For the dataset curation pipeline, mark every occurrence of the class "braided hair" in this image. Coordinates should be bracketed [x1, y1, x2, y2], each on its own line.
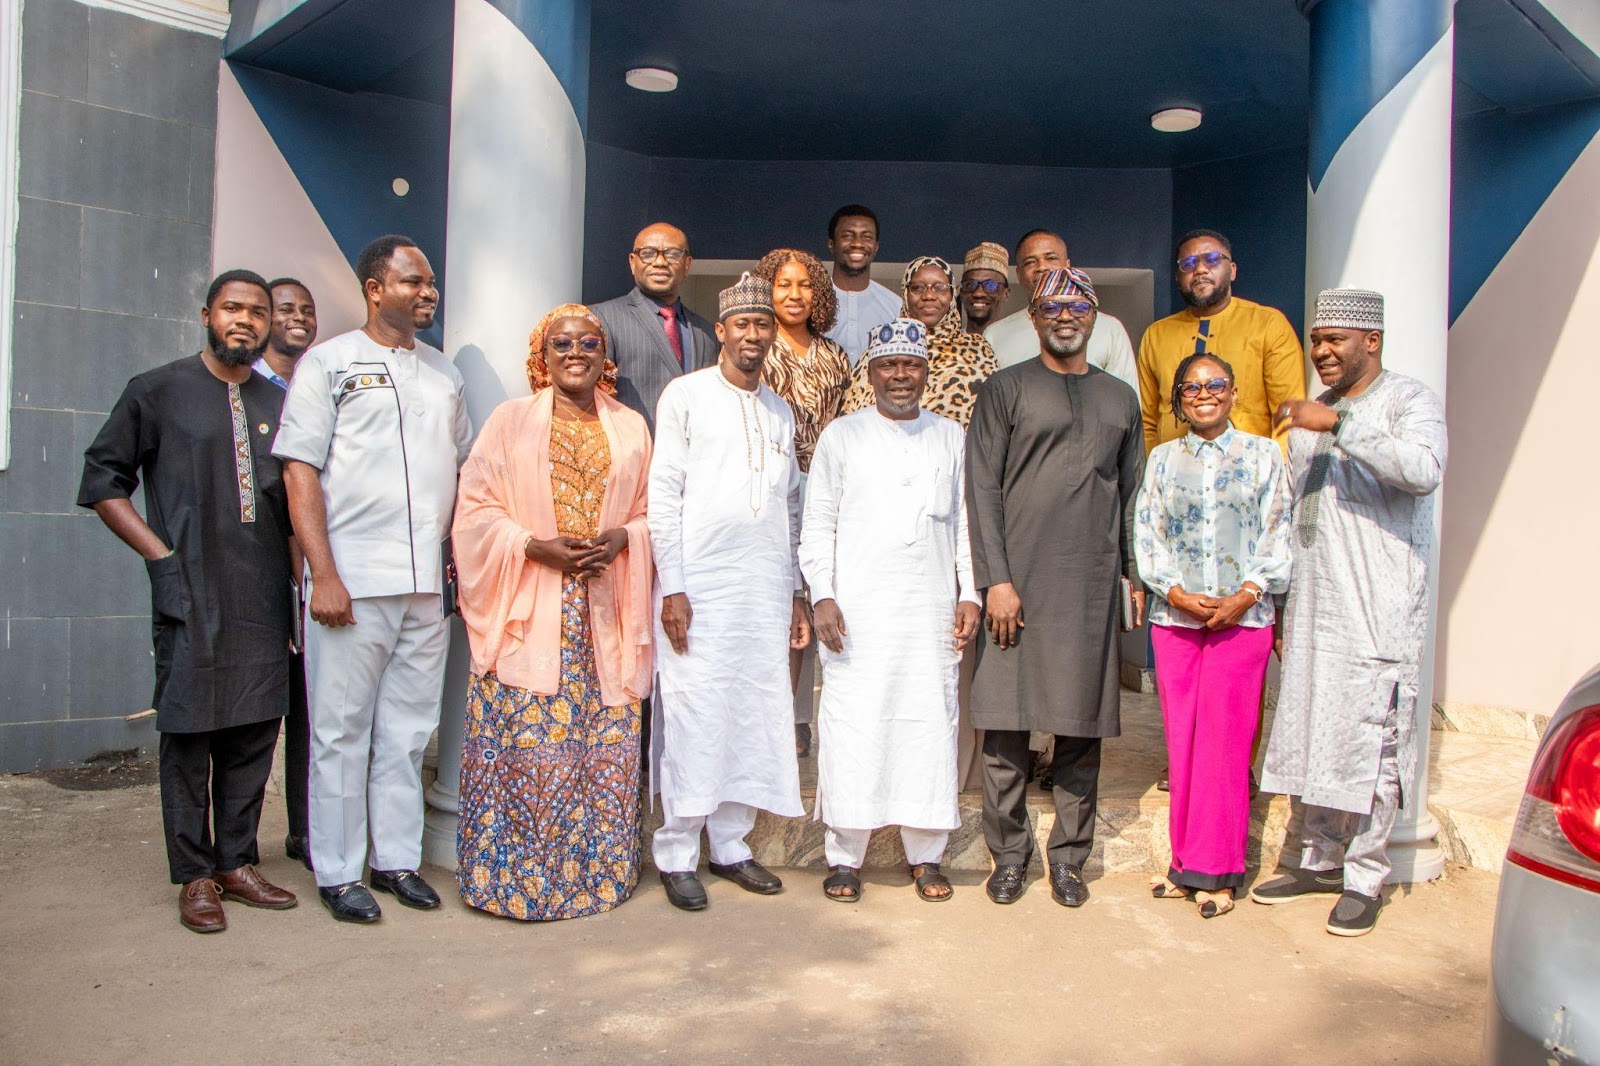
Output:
[1170, 352, 1235, 424]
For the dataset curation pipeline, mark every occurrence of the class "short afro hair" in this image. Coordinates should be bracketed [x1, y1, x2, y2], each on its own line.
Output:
[356, 234, 421, 290]
[1174, 228, 1232, 260]
[205, 268, 271, 309]
[827, 204, 879, 242]
[1013, 228, 1066, 263]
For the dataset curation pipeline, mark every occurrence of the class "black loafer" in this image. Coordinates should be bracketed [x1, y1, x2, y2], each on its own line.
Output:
[284, 834, 313, 872]
[369, 868, 441, 910]
[707, 859, 783, 894]
[1049, 862, 1089, 907]
[319, 882, 381, 924]
[986, 863, 1027, 904]
[659, 871, 708, 911]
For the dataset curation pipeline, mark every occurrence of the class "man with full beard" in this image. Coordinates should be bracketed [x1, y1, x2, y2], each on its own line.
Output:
[79, 269, 300, 933]
[965, 268, 1145, 909]
[275, 236, 472, 924]
[1136, 229, 1304, 456]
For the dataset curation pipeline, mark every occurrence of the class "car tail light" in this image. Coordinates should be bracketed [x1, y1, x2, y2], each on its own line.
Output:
[1506, 704, 1600, 892]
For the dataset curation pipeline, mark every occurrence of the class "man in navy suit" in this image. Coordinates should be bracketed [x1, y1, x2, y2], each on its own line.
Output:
[593, 222, 718, 433]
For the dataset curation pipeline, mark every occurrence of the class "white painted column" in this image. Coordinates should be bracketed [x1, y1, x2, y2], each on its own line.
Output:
[1302, 0, 1455, 884]
[423, 0, 589, 869]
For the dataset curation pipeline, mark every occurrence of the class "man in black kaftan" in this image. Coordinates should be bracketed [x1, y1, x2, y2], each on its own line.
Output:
[965, 268, 1145, 909]
[78, 270, 299, 933]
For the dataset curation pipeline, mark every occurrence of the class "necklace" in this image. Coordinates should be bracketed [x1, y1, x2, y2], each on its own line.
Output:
[717, 372, 767, 516]
[553, 391, 597, 421]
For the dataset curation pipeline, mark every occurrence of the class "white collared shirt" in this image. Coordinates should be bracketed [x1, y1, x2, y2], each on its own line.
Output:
[272, 329, 472, 599]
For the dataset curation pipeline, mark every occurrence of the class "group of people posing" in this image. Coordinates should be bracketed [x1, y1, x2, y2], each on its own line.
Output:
[78, 202, 1445, 942]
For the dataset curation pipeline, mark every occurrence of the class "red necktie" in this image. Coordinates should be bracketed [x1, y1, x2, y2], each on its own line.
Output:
[660, 305, 688, 371]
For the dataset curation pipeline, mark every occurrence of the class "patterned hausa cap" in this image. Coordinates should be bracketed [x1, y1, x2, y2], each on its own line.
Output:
[962, 241, 1010, 278]
[864, 317, 930, 363]
[718, 271, 774, 321]
[1312, 287, 1384, 332]
[1032, 266, 1099, 307]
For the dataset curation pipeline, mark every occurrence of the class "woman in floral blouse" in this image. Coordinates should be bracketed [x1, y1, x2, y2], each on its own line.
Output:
[1134, 352, 1292, 918]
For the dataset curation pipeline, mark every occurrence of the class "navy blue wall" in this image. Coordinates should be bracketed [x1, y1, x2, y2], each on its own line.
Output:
[1171, 145, 1309, 335]
[1451, 98, 1600, 322]
[583, 145, 1176, 316]
[230, 62, 452, 343]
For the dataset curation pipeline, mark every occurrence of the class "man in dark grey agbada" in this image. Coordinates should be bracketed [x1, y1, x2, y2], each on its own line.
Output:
[965, 267, 1145, 910]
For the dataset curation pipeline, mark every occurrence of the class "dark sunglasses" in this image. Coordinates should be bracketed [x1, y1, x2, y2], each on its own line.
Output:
[1177, 377, 1231, 398]
[548, 335, 604, 355]
[1177, 251, 1231, 274]
[1035, 300, 1095, 320]
[960, 278, 1006, 294]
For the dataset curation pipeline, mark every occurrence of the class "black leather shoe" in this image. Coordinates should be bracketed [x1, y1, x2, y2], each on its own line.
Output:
[284, 834, 313, 872]
[369, 868, 441, 910]
[986, 863, 1027, 904]
[1050, 863, 1089, 907]
[707, 859, 783, 894]
[319, 882, 381, 924]
[659, 871, 708, 911]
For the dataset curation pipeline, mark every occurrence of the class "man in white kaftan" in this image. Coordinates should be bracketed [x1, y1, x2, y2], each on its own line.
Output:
[800, 319, 982, 901]
[648, 272, 810, 911]
[1253, 288, 1447, 938]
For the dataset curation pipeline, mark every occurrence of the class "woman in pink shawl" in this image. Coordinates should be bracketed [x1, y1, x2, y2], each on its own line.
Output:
[451, 304, 654, 920]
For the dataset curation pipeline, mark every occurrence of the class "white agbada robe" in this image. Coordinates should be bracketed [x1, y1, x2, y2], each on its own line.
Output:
[648, 366, 805, 820]
[799, 407, 979, 832]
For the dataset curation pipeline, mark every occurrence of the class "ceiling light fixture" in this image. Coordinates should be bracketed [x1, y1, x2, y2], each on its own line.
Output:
[625, 67, 679, 93]
[1151, 107, 1202, 133]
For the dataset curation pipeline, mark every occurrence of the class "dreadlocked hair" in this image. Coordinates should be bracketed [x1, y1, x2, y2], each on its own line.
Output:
[1170, 352, 1235, 423]
[752, 247, 838, 336]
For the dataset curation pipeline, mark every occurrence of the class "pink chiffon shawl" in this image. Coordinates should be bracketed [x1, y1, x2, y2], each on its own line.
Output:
[451, 389, 653, 705]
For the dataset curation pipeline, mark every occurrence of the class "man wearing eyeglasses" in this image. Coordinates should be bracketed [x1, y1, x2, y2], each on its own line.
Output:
[984, 230, 1140, 396]
[958, 242, 1010, 338]
[1136, 229, 1305, 456]
[966, 267, 1145, 910]
[592, 222, 718, 435]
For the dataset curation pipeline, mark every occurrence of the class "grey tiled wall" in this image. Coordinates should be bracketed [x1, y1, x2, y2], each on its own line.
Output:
[1, 0, 219, 771]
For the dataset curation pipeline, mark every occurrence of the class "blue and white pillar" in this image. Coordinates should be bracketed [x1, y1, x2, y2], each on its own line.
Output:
[1302, 0, 1454, 884]
[423, 0, 591, 868]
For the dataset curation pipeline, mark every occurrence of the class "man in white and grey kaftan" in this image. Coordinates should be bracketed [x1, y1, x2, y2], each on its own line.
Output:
[648, 272, 811, 912]
[801, 319, 982, 902]
[965, 268, 1145, 910]
[1254, 288, 1447, 938]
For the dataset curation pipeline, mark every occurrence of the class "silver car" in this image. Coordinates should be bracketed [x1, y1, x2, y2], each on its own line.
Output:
[1483, 663, 1600, 1064]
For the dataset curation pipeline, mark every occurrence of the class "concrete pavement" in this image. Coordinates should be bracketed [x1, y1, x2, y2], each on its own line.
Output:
[0, 770, 1495, 1064]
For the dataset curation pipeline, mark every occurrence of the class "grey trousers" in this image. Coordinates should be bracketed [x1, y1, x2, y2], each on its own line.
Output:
[1299, 695, 1403, 897]
[982, 729, 1101, 868]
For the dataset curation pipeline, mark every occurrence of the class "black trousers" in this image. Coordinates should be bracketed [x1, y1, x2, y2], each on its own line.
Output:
[158, 718, 281, 884]
[283, 653, 310, 840]
[982, 729, 1102, 868]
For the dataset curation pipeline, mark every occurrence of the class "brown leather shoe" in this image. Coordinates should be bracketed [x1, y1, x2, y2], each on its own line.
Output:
[215, 864, 298, 910]
[179, 878, 227, 933]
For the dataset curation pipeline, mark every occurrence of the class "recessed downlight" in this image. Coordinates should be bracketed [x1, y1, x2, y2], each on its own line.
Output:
[626, 68, 679, 93]
[1151, 107, 1203, 133]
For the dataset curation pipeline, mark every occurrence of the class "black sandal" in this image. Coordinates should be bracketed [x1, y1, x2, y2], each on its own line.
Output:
[911, 863, 953, 902]
[823, 865, 861, 903]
